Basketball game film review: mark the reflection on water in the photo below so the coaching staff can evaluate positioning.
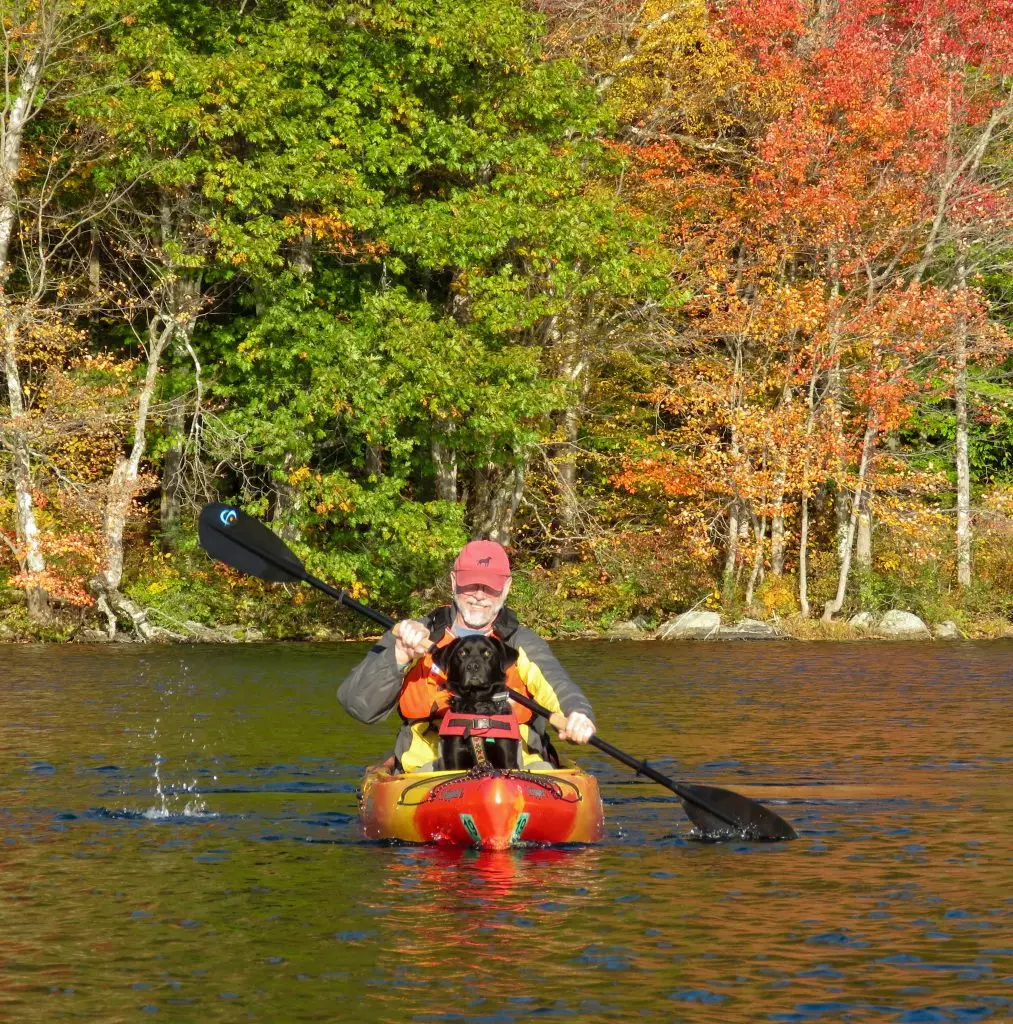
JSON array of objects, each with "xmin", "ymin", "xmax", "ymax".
[{"xmin": 0, "ymin": 640, "xmax": 1011, "ymax": 1022}]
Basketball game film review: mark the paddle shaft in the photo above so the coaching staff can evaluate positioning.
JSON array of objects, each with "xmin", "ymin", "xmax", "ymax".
[
  {"xmin": 303, "ymin": 571, "xmax": 392, "ymax": 629},
  {"xmin": 505, "ymin": 691, "xmax": 747, "ymax": 820},
  {"xmin": 206, "ymin": 512, "xmax": 393, "ymax": 629}
]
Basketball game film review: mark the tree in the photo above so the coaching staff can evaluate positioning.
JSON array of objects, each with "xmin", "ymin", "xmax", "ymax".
[{"xmin": 1, "ymin": 0, "xmax": 135, "ymax": 622}]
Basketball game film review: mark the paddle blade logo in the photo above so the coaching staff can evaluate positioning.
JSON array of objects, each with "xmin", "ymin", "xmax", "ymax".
[{"xmin": 219, "ymin": 507, "xmax": 238, "ymax": 527}]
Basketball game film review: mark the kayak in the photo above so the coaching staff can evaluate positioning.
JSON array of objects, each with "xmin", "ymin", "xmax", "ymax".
[{"xmin": 358, "ymin": 762, "xmax": 605, "ymax": 850}]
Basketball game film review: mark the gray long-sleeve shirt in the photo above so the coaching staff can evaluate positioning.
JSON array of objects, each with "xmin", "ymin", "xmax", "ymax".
[{"xmin": 338, "ymin": 606, "xmax": 593, "ymax": 768}]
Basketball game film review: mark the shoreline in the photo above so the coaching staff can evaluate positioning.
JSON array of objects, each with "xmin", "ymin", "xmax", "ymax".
[
  {"xmin": 1, "ymin": 621, "xmax": 1011, "ymax": 645},
  {"xmin": 1, "ymin": 603, "xmax": 1009, "ymax": 646}
]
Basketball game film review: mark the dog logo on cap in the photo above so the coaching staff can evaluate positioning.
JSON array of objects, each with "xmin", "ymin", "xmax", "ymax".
[{"xmin": 478, "ymin": 557, "xmax": 492, "ymax": 566}]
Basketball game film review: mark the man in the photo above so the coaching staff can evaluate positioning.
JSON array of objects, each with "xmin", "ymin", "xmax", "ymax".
[{"xmin": 338, "ymin": 539, "xmax": 596, "ymax": 772}]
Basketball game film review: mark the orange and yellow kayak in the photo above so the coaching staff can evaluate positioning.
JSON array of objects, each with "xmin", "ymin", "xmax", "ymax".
[{"xmin": 359, "ymin": 762, "xmax": 605, "ymax": 850}]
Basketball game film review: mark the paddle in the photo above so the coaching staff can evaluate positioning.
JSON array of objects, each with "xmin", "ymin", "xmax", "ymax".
[{"xmin": 197, "ymin": 503, "xmax": 798, "ymax": 841}]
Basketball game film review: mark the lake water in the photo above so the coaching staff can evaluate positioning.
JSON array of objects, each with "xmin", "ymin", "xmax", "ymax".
[{"xmin": 1, "ymin": 640, "xmax": 1010, "ymax": 1022}]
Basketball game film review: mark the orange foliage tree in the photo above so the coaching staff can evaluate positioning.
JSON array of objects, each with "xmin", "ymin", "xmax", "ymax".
[{"xmin": 586, "ymin": 0, "xmax": 1013, "ymax": 617}]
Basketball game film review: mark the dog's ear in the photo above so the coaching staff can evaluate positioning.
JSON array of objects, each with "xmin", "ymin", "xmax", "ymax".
[{"xmin": 489, "ymin": 636, "xmax": 519, "ymax": 670}]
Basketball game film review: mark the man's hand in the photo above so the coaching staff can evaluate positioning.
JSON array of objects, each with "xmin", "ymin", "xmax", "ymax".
[
  {"xmin": 557, "ymin": 711, "xmax": 595, "ymax": 744},
  {"xmin": 393, "ymin": 619, "xmax": 430, "ymax": 668}
]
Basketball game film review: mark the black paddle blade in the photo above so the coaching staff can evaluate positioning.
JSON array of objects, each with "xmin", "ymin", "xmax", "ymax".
[
  {"xmin": 680, "ymin": 783, "xmax": 797, "ymax": 842},
  {"xmin": 198, "ymin": 503, "xmax": 306, "ymax": 584}
]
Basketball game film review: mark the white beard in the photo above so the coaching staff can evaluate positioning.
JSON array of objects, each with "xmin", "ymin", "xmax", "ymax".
[{"xmin": 456, "ymin": 601, "xmax": 501, "ymax": 630}]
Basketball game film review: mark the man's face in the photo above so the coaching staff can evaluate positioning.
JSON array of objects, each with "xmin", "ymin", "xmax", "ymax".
[{"xmin": 451, "ymin": 572, "xmax": 511, "ymax": 629}]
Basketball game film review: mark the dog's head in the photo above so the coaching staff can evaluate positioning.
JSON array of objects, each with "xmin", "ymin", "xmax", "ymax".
[{"xmin": 434, "ymin": 634, "xmax": 517, "ymax": 699}]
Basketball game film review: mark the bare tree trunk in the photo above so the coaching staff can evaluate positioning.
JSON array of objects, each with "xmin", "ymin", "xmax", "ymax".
[
  {"xmin": 159, "ymin": 400, "xmax": 186, "ymax": 548},
  {"xmin": 855, "ymin": 488, "xmax": 872, "ymax": 570},
  {"xmin": 834, "ymin": 478, "xmax": 850, "ymax": 567},
  {"xmin": 431, "ymin": 422, "xmax": 458, "ymax": 502},
  {"xmin": 1, "ymin": 305, "xmax": 49, "ymax": 619},
  {"xmin": 722, "ymin": 497, "xmax": 741, "ymax": 607},
  {"xmin": 798, "ymin": 365, "xmax": 821, "ymax": 617},
  {"xmin": 954, "ymin": 252, "xmax": 972, "ymax": 588},
  {"xmin": 799, "ymin": 493, "xmax": 811, "ymax": 617},
  {"xmin": 0, "ymin": 47, "xmax": 48, "ymax": 620},
  {"xmin": 823, "ymin": 273, "xmax": 849, "ymax": 570},
  {"xmin": 471, "ymin": 458, "xmax": 526, "ymax": 546},
  {"xmin": 745, "ymin": 511, "xmax": 766, "ymax": 609},
  {"xmin": 91, "ymin": 318, "xmax": 180, "ymax": 639},
  {"xmin": 823, "ymin": 423, "xmax": 876, "ymax": 620},
  {"xmin": 0, "ymin": 47, "xmax": 43, "ymax": 264},
  {"xmin": 88, "ymin": 222, "xmax": 101, "ymax": 293},
  {"xmin": 550, "ymin": 345, "xmax": 588, "ymax": 563},
  {"xmin": 722, "ymin": 337, "xmax": 745, "ymax": 607},
  {"xmin": 156, "ymin": 224, "xmax": 203, "ymax": 547},
  {"xmin": 800, "ymin": 276, "xmax": 840, "ymax": 616},
  {"xmin": 852, "ymin": 487, "xmax": 868, "ymax": 569},
  {"xmin": 770, "ymin": 483, "xmax": 786, "ymax": 576},
  {"xmin": 292, "ymin": 226, "xmax": 313, "ymax": 277},
  {"xmin": 770, "ymin": 385, "xmax": 791, "ymax": 577}
]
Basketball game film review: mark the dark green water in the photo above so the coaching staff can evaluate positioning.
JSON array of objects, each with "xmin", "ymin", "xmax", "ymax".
[{"xmin": 1, "ymin": 640, "xmax": 1011, "ymax": 1022}]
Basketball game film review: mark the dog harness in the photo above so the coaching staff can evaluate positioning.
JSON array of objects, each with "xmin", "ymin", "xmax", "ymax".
[
  {"xmin": 438, "ymin": 703, "xmax": 522, "ymax": 767},
  {"xmin": 437, "ymin": 709, "xmax": 523, "ymax": 741}
]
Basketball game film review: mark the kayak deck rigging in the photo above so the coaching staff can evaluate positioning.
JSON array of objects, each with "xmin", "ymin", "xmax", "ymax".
[{"xmin": 359, "ymin": 761, "xmax": 605, "ymax": 850}]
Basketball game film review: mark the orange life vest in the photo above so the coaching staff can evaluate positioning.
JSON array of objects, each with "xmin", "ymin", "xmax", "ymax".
[{"xmin": 398, "ymin": 629, "xmax": 533, "ymax": 725}]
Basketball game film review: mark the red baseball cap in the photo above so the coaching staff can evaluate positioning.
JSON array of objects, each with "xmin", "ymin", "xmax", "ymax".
[{"xmin": 453, "ymin": 540, "xmax": 511, "ymax": 591}]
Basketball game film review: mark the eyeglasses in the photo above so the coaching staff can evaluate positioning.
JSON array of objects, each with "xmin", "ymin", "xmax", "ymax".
[{"xmin": 455, "ymin": 583, "xmax": 504, "ymax": 598}]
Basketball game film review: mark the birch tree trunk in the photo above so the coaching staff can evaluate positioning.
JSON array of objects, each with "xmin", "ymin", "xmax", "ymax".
[
  {"xmin": 0, "ymin": 46, "xmax": 48, "ymax": 620},
  {"xmin": 769, "ymin": 479, "xmax": 787, "ymax": 576},
  {"xmin": 550, "ymin": 344, "xmax": 589, "ymax": 564},
  {"xmin": 954, "ymin": 252, "xmax": 972, "ymax": 589},
  {"xmin": 855, "ymin": 488, "xmax": 872, "ymax": 570},
  {"xmin": 823, "ymin": 423, "xmax": 876, "ymax": 620},
  {"xmin": 800, "ymin": 281, "xmax": 838, "ymax": 616},
  {"xmin": 722, "ymin": 496, "xmax": 741, "ymax": 606},
  {"xmin": 2, "ymin": 305, "xmax": 48, "ymax": 619},
  {"xmin": 157, "ymin": 269, "xmax": 203, "ymax": 546},
  {"xmin": 91, "ymin": 317, "xmax": 184, "ymax": 639},
  {"xmin": 769, "ymin": 360, "xmax": 792, "ymax": 577},
  {"xmin": 745, "ymin": 511, "xmax": 766, "ymax": 609},
  {"xmin": 798, "ymin": 493, "xmax": 811, "ymax": 617}
]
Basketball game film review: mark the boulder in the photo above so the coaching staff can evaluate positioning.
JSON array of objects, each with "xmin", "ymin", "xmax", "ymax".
[
  {"xmin": 933, "ymin": 619, "xmax": 962, "ymax": 640},
  {"xmin": 605, "ymin": 619, "xmax": 648, "ymax": 640},
  {"xmin": 716, "ymin": 618, "xmax": 786, "ymax": 640},
  {"xmin": 655, "ymin": 610, "xmax": 721, "ymax": 640},
  {"xmin": 876, "ymin": 610, "xmax": 930, "ymax": 638},
  {"xmin": 848, "ymin": 611, "xmax": 875, "ymax": 630},
  {"xmin": 77, "ymin": 628, "xmax": 113, "ymax": 643}
]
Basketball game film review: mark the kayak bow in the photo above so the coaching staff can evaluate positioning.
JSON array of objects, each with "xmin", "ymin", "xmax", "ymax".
[{"xmin": 359, "ymin": 762, "xmax": 606, "ymax": 850}]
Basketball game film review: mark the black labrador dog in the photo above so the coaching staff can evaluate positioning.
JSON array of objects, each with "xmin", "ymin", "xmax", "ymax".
[{"xmin": 434, "ymin": 635, "xmax": 522, "ymax": 771}]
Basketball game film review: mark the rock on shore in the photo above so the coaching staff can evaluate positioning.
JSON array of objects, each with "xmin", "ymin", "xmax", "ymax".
[
  {"xmin": 876, "ymin": 610, "xmax": 930, "ymax": 638},
  {"xmin": 655, "ymin": 610, "xmax": 721, "ymax": 639}
]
